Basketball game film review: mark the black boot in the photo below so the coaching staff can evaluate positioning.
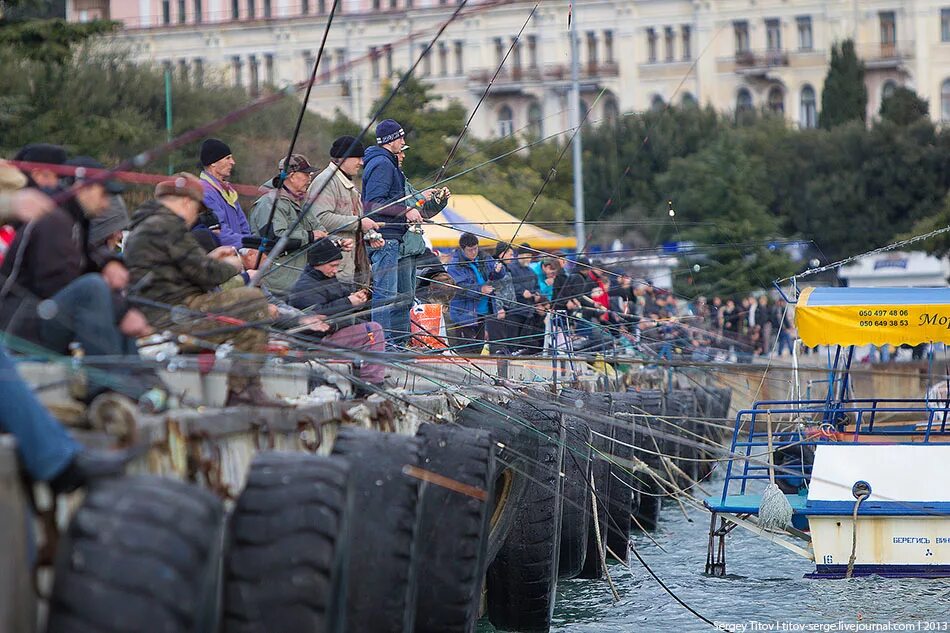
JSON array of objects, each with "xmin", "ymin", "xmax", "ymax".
[{"xmin": 49, "ymin": 445, "xmax": 147, "ymax": 494}]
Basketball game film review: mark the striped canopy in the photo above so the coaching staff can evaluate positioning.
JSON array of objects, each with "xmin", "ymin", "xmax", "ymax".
[
  {"xmin": 425, "ymin": 194, "xmax": 576, "ymax": 250},
  {"xmin": 795, "ymin": 286, "xmax": 950, "ymax": 347}
]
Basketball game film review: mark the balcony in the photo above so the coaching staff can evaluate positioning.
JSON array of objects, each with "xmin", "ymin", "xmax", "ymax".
[
  {"xmin": 854, "ymin": 41, "xmax": 914, "ymax": 71},
  {"xmin": 467, "ymin": 62, "xmax": 618, "ymax": 92},
  {"xmin": 733, "ymin": 48, "xmax": 789, "ymax": 77}
]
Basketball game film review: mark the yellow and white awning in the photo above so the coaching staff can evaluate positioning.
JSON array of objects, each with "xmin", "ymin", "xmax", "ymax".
[
  {"xmin": 795, "ymin": 286, "xmax": 950, "ymax": 347},
  {"xmin": 426, "ymin": 194, "xmax": 576, "ymax": 251}
]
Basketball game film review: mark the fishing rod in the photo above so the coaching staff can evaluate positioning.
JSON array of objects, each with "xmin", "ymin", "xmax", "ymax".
[
  {"xmin": 434, "ymin": 0, "xmax": 541, "ymax": 183},
  {"xmin": 255, "ymin": 0, "xmax": 341, "ymax": 269}
]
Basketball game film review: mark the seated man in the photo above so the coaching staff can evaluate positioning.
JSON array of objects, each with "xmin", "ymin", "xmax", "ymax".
[
  {"xmin": 0, "ymin": 156, "xmax": 162, "ymax": 406},
  {"xmin": 289, "ymin": 240, "xmax": 387, "ymax": 389},
  {"xmin": 123, "ymin": 173, "xmax": 280, "ymax": 406}
]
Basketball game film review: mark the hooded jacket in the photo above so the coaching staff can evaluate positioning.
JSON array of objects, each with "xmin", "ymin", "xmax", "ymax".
[
  {"xmin": 124, "ymin": 199, "xmax": 240, "ymax": 326},
  {"xmin": 200, "ymin": 171, "xmax": 252, "ymax": 249},
  {"xmin": 361, "ymin": 145, "xmax": 408, "ymax": 241},
  {"xmin": 446, "ymin": 249, "xmax": 507, "ymax": 327}
]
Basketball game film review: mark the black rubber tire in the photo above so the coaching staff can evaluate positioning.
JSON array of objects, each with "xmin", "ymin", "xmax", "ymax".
[
  {"xmin": 631, "ymin": 468, "xmax": 664, "ymax": 532},
  {"xmin": 456, "ymin": 398, "xmax": 531, "ymax": 565},
  {"xmin": 413, "ymin": 423, "xmax": 496, "ymax": 633},
  {"xmin": 47, "ymin": 475, "xmax": 224, "ymax": 633},
  {"xmin": 604, "ymin": 393, "xmax": 637, "ymax": 560},
  {"xmin": 331, "ymin": 426, "xmax": 422, "ymax": 633},
  {"xmin": 486, "ymin": 401, "xmax": 564, "ymax": 633},
  {"xmin": 222, "ymin": 452, "xmax": 352, "ymax": 633},
  {"xmin": 557, "ymin": 416, "xmax": 591, "ymax": 579},
  {"xmin": 566, "ymin": 390, "xmax": 611, "ymax": 580}
]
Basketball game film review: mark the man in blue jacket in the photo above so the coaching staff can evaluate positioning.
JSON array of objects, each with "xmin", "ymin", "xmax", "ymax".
[
  {"xmin": 446, "ymin": 232, "xmax": 507, "ymax": 353},
  {"xmin": 361, "ymin": 119, "xmax": 422, "ymax": 348}
]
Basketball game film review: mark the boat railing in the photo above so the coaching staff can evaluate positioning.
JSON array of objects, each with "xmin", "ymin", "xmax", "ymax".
[{"xmin": 718, "ymin": 398, "xmax": 950, "ymax": 504}]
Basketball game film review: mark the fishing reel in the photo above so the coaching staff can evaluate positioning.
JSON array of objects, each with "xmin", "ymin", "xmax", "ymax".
[
  {"xmin": 407, "ymin": 223, "xmax": 425, "ymax": 235},
  {"xmin": 363, "ymin": 228, "xmax": 383, "ymax": 242}
]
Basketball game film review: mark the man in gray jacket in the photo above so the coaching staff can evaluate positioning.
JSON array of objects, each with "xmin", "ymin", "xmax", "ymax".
[{"xmin": 307, "ymin": 136, "xmax": 383, "ymax": 286}]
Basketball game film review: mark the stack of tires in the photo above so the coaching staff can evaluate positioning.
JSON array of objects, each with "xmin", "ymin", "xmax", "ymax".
[{"xmin": 630, "ymin": 389, "xmax": 666, "ymax": 532}]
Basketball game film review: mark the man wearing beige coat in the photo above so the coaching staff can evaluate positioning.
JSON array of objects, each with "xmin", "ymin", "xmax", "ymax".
[{"xmin": 306, "ymin": 136, "xmax": 383, "ymax": 286}]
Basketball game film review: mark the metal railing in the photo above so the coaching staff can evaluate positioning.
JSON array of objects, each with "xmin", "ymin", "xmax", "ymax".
[{"xmin": 716, "ymin": 398, "xmax": 950, "ymax": 504}]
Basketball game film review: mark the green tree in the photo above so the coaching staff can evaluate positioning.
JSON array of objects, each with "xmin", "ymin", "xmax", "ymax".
[
  {"xmin": 656, "ymin": 134, "xmax": 794, "ymax": 297},
  {"xmin": 0, "ymin": 0, "xmax": 115, "ymax": 64},
  {"xmin": 880, "ymin": 86, "xmax": 929, "ymax": 126},
  {"xmin": 820, "ymin": 40, "xmax": 867, "ymax": 129}
]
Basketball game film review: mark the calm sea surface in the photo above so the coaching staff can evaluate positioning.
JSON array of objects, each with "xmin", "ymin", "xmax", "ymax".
[{"xmin": 478, "ymin": 481, "xmax": 950, "ymax": 632}]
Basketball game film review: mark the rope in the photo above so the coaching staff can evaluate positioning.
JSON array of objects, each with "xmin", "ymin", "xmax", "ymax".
[
  {"xmin": 590, "ymin": 471, "xmax": 621, "ymax": 602},
  {"xmin": 845, "ymin": 488, "xmax": 871, "ymax": 579}
]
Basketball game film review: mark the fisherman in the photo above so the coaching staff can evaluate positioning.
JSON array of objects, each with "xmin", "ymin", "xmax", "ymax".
[
  {"xmin": 198, "ymin": 138, "xmax": 253, "ymax": 249},
  {"xmin": 12, "ymin": 143, "xmax": 67, "ymax": 194},
  {"xmin": 362, "ymin": 119, "xmax": 422, "ymax": 347},
  {"xmin": 0, "ymin": 156, "xmax": 165, "ymax": 407},
  {"xmin": 289, "ymin": 239, "xmax": 387, "ymax": 391},
  {"xmin": 395, "ymin": 143, "xmax": 449, "ymax": 335},
  {"xmin": 124, "ymin": 173, "xmax": 282, "ymax": 406},
  {"xmin": 446, "ymin": 232, "xmax": 507, "ymax": 353},
  {"xmin": 248, "ymin": 153, "xmax": 339, "ymax": 297},
  {"xmin": 308, "ymin": 135, "xmax": 381, "ymax": 285}
]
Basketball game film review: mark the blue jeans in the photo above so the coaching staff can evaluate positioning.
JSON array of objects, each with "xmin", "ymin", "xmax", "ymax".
[
  {"xmin": 0, "ymin": 347, "xmax": 79, "ymax": 481},
  {"xmin": 38, "ymin": 274, "xmax": 151, "ymax": 399},
  {"xmin": 370, "ymin": 240, "xmax": 414, "ymax": 345}
]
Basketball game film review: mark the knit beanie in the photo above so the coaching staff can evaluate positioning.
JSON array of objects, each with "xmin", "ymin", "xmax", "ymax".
[
  {"xmin": 330, "ymin": 136, "xmax": 365, "ymax": 159},
  {"xmin": 199, "ymin": 138, "xmax": 232, "ymax": 167},
  {"xmin": 308, "ymin": 239, "xmax": 344, "ymax": 266},
  {"xmin": 375, "ymin": 119, "xmax": 405, "ymax": 145},
  {"xmin": 493, "ymin": 241, "xmax": 511, "ymax": 258}
]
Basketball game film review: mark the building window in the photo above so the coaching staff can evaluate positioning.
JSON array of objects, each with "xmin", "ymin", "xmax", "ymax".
[
  {"xmin": 941, "ymin": 79, "xmax": 950, "ymax": 120},
  {"xmin": 603, "ymin": 96, "xmax": 619, "ymax": 124},
  {"xmin": 194, "ymin": 58, "xmax": 204, "ymax": 83},
  {"xmin": 390, "ymin": 0, "xmax": 397, "ymax": 9},
  {"xmin": 880, "ymin": 11, "xmax": 896, "ymax": 56},
  {"xmin": 943, "ymin": 9, "xmax": 950, "ymax": 42},
  {"xmin": 768, "ymin": 86, "xmax": 784, "ymax": 113},
  {"xmin": 494, "ymin": 37, "xmax": 504, "ymax": 67},
  {"xmin": 302, "ymin": 0, "xmax": 309, "ymax": 12},
  {"xmin": 681, "ymin": 92, "xmax": 697, "ymax": 107},
  {"xmin": 385, "ymin": 44, "xmax": 394, "ymax": 76},
  {"xmin": 318, "ymin": 0, "xmax": 326, "ymax": 13},
  {"xmin": 334, "ymin": 48, "xmax": 345, "ymax": 80},
  {"xmin": 511, "ymin": 37, "xmax": 522, "ymax": 72},
  {"xmin": 736, "ymin": 87, "xmax": 753, "ymax": 112},
  {"xmin": 664, "ymin": 27, "xmax": 674, "ymax": 62},
  {"xmin": 369, "ymin": 46, "xmax": 380, "ymax": 79},
  {"xmin": 650, "ymin": 95, "xmax": 665, "ymax": 111},
  {"xmin": 421, "ymin": 44, "xmax": 431, "ymax": 77},
  {"xmin": 194, "ymin": 0, "xmax": 202, "ymax": 23},
  {"xmin": 681, "ymin": 25, "xmax": 691, "ymax": 60},
  {"xmin": 454, "ymin": 41, "xmax": 463, "ymax": 75},
  {"xmin": 797, "ymin": 16, "xmax": 813, "ymax": 51},
  {"xmin": 527, "ymin": 35, "xmax": 538, "ymax": 68},
  {"xmin": 232, "ymin": 55, "xmax": 242, "ymax": 86},
  {"xmin": 765, "ymin": 18, "xmax": 781, "ymax": 51},
  {"xmin": 646, "ymin": 28, "xmax": 657, "ymax": 63},
  {"xmin": 247, "ymin": 0, "xmax": 255, "ymax": 19},
  {"xmin": 178, "ymin": 0, "xmax": 186, "ymax": 23},
  {"xmin": 178, "ymin": 59, "xmax": 189, "ymax": 82},
  {"xmin": 263, "ymin": 0, "xmax": 271, "ymax": 18},
  {"xmin": 162, "ymin": 0, "xmax": 170, "ymax": 24},
  {"xmin": 264, "ymin": 53, "xmax": 274, "ymax": 85},
  {"xmin": 232, "ymin": 0, "xmax": 239, "ymax": 19},
  {"xmin": 249, "ymin": 55, "xmax": 259, "ymax": 95},
  {"xmin": 372, "ymin": 0, "xmax": 380, "ymax": 10},
  {"xmin": 734, "ymin": 21, "xmax": 750, "ymax": 55},
  {"xmin": 882, "ymin": 80, "xmax": 897, "ymax": 102},
  {"xmin": 406, "ymin": 0, "xmax": 413, "ymax": 7},
  {"xmin": 587, "ymin": 31, "xmax": 598, "ymax": 68},
  {"xmin": 800, "ymin": 85, "xmax": 817, "ymax": 128},
  {"xmin": 604, "ymin": 30, "xmax": 614, "ymax": 64},
  {"xmin": 527, "ymin": 101, "xmax": 543, "ymax": 137},
  {"xmin": 498, "ymin": 105, "xmax": 514, "ymax": 137},
  {"xmin": 438, "ymin": 42, "xmax": 448, "ymax": 76},
  {"xmin": 302, "ymin": 50, "xmax": 315, "ymax": 80}
]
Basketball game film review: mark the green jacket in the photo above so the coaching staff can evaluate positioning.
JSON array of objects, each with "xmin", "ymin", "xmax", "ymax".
[
  {"xmin": 307, "ymin": 163, "xmax": 362, "ymax": 238},
  {"xmin": 249, "ymin": 184, "xmax": 323, "ymax": 297},
  {"xmin": 124, "ymin": 200, "xmax": 239, "ymax": 326}
]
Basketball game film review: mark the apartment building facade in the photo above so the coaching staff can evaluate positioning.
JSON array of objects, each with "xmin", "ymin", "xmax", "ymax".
[{"xmin": 66, "ymin": 0, "xmax": 950, "ymax": 138}]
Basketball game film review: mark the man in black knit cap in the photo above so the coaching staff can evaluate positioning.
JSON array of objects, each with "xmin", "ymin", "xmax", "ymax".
[{"xmin": 198, "ymin": 138, "xmax": 251, "ymax": 249}]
